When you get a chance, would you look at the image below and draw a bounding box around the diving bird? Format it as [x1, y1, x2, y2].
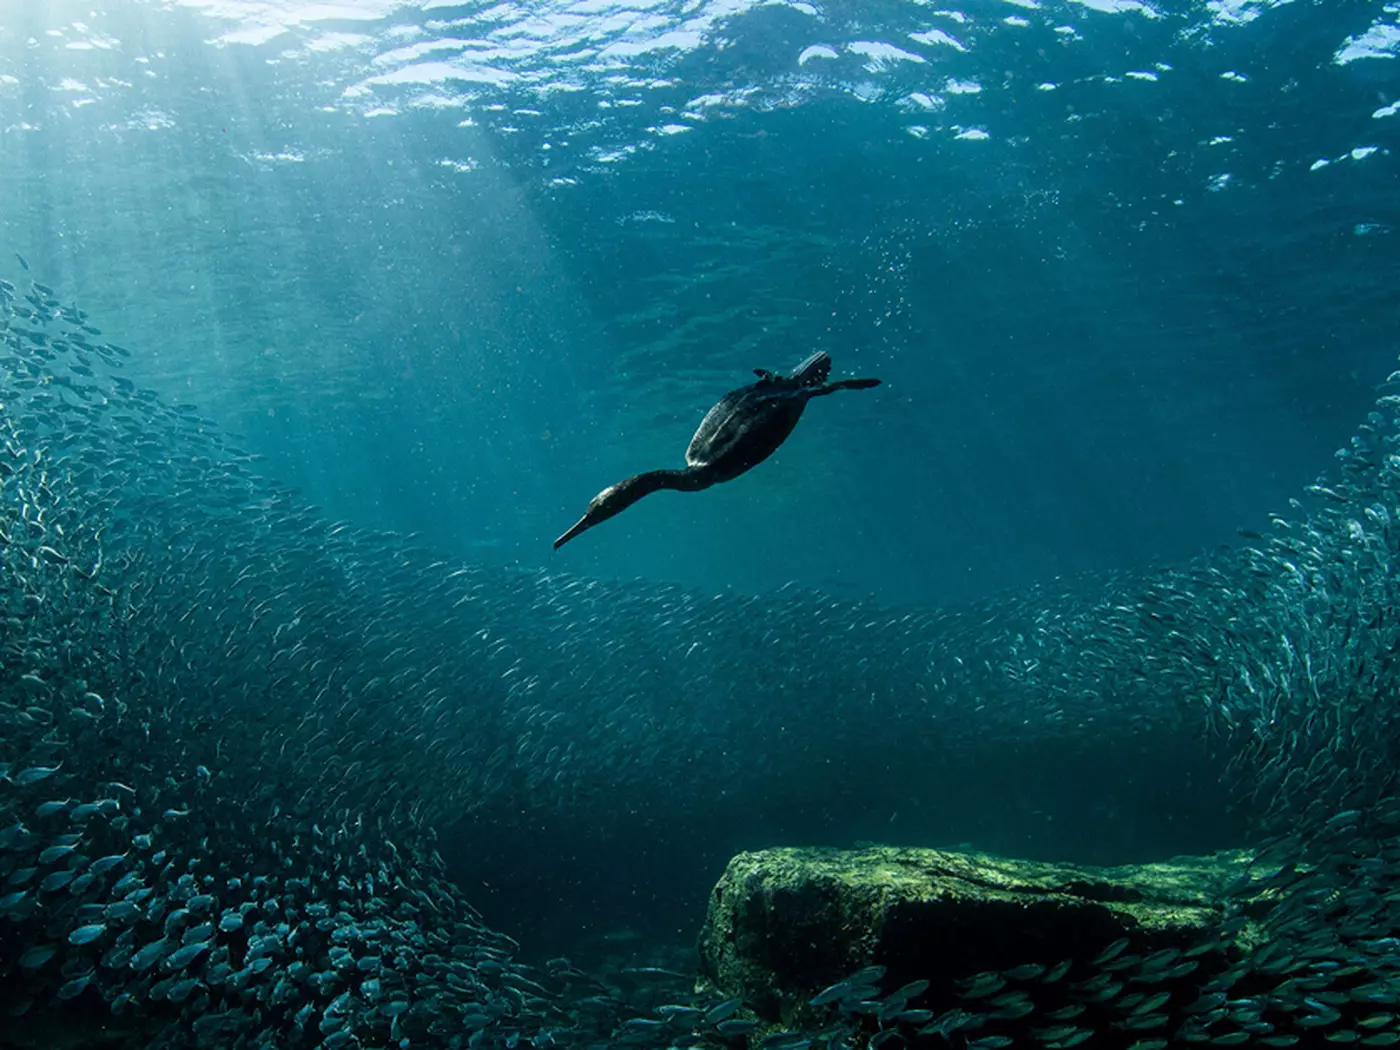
[554, 351, 880, 550]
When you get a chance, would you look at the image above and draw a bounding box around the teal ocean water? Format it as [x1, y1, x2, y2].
[3, 1, 1400, 1046]
[8, 0, 1397, 602]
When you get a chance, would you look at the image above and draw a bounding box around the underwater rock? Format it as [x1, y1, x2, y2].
[699, 844, 1254, 1018]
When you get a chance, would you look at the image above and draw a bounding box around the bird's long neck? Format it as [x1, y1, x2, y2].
[626, 466, 711, 499]
[554, 466, 713, 550]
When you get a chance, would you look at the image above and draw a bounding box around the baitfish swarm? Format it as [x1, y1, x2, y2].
[5, 260, 1400, 1050]
[0, 272, 741, 1048]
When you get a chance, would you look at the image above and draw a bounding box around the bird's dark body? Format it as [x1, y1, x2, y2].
[686, 381, 810, 483]
[553, 351, 879, 550]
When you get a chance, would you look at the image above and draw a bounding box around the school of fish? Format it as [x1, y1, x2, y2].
[4, 261, 1400, 1049]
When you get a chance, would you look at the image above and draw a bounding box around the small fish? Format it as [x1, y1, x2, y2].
[846, 965, 888, 986]
[812, 979, 858, 1007]
[163, 941, 210, 970]
[129, 937, 172, 972]
[1137, 948, 1181, 970]
[1187, 993, 1228, 1014]
[705, 999, 742, 1024]
[88, 854, 126, 876]
[1092, 937, 1131, 965]
[1149, 960, 1200, 981]
[1299, 1011, 1345, 1028]
[56, 973, 91, 1000]
[991, 1000, 1036, 1021]
[14, 763, 62, 786]
[889, 978, 930, 1001]
[1354, 987, 1400, 1006]
[716, 1019, 759, 1036]
[4, 996, 32, 1019]
[68, 923, 107, 945]
[15, 252, 28, 271]
[892, 1009, 934, 1024]
[959, 972, 1007, 998]
[39, 842, 78, 864]
[40, 869, 77, 892]
[656, 1003, 703, 1023]
[1005, 963, 1046, 981]
[167, 977, 201, 1002]
[1131, 991, 1171, 1015]
[846, 1000, 884, 1016]
[1080, 980, 1125, 1002]
[18, 945, 56, 969]
[760, 1032, 810, 1050]
[919, 1008, 978, 1037]
[1103, 953, 1143, 972]
[181, 922, 215, 945]
[1210, 1032, 1252, 1046]
[1215, 916, 1250, 937]
[1036, 1025, 1084, 1043]
[104, 900, 139, 922]
[1117, 1013, 1168, 1031]
[879, 999, 911, 1022]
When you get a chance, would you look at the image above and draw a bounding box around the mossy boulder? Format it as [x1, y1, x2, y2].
[698, 845, 1254, 1019]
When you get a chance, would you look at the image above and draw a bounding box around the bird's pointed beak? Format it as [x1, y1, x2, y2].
[553, 513, 594, 550]
[554, 477, 650, 550]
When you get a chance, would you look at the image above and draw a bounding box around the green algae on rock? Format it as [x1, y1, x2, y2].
[698, 845, 1256, 1019]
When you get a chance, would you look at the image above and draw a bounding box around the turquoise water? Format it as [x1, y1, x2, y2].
[5, 0, 1400, 1035]
[5, 0, 1396, 605]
